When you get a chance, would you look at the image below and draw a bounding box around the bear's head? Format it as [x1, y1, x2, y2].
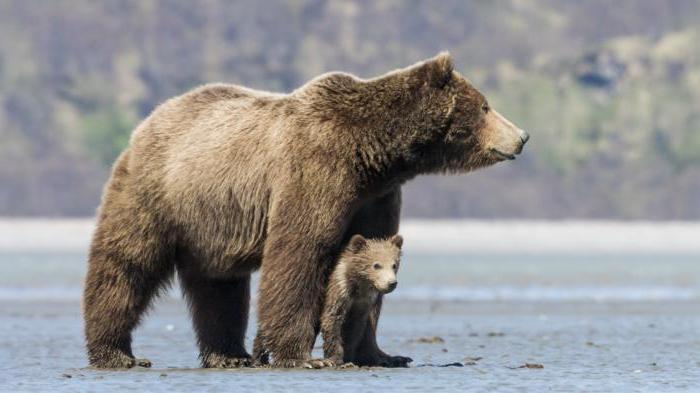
[342, 234, 403, 294]
[301, 52, 529, 177]
[389, 52, 530, 174]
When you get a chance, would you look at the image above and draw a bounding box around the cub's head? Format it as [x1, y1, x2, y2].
[343, 234, 403, 294]
[381, 52, 529, 173]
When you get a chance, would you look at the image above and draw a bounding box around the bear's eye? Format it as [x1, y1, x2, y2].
[391, 263, 397, 270]
[373, 263, 382, 270]
[481, 103, 489, 113]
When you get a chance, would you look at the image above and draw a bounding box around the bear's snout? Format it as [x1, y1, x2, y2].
[519, 129, 530, 145]
[378, 280, 397, 294]
[481, 109, 528, 161]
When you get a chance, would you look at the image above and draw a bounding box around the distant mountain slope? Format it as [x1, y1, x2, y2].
[0, 0, 699, 218]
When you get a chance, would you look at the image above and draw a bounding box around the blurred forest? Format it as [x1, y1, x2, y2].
[1, 0, 700, 219]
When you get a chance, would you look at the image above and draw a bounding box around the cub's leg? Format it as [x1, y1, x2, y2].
[252, 331, 269, 366]
[353, 296, 412, 367]
[179, 268, 252, 368]
[346, 188, 411, 367]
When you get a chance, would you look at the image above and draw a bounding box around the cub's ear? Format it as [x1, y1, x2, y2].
[390, 234, 403, 249]
[412, 51, 453, 89]
[347, 234, 367, 253]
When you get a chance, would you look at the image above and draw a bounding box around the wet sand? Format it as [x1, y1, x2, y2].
[2, 220, 699, 392]
[2, 298, 699, 393]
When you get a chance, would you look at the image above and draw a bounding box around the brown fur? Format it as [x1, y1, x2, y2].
[83, 52, 528, 368]
[320, 234, 408, 367]
[251, 234, 407, 367]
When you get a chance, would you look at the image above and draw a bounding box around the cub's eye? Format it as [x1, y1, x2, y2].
[373, 263, 382, 270]
[481, 103, 489, 113]
[391, 263, 397, 270]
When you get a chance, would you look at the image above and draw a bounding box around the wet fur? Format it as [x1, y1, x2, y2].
[83, 52, 513, 368]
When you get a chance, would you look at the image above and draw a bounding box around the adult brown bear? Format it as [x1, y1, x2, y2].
[83, 52, 528, 368]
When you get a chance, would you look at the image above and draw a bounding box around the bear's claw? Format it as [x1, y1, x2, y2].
[202, 353, 252, 368]
[89, 347, 152, 369]
[273, 358, 335, 369]
[136, 358, 152, 368]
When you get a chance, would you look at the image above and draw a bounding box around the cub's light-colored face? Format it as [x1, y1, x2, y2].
[346, 234, 403, 294]
[368, 256, 399, 294]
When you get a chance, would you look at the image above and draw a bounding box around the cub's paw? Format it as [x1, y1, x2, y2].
[382, 355, 413, 368]
[356, 354, 413, 368]
[338, 362, 358, 369]
[252, 357, 271, 368]
[202, 353, 252, 368]
[273, 358, 335, 369]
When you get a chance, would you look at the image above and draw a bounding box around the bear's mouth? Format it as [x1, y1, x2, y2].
[490, 148, 516, 161]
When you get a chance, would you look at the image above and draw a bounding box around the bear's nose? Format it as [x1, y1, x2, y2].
[519, 129, 530, 145]
[387, 281, 397, 292]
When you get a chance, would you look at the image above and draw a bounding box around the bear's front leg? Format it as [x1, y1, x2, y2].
[257, 235, 338, 368]
[256, 194, 349, 369]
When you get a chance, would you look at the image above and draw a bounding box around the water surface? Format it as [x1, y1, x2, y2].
[1, 244, 699, 392]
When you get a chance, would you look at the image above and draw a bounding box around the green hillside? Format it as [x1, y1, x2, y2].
[1, 0, 699, 218]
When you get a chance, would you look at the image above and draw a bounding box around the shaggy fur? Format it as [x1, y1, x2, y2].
[251, 234, 408, 368]
[320, 234, 409, 367]
[83, 52, 528, 368]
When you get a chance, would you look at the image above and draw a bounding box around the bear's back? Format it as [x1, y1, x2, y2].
[115, 83, 289, 264]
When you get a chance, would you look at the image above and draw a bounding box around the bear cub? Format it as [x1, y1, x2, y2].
[252, 234, 406, 367]
[320, 234, 406, 366]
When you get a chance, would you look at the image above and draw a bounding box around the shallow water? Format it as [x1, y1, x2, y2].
[1, 248, 700, 392]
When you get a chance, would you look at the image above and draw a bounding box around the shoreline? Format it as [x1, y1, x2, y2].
[5, 297, 700, 316]
[2, 218, 700, 254]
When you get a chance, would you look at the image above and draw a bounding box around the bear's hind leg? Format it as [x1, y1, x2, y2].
[84, 223, 173, 368]
[179, 271, 252, 368]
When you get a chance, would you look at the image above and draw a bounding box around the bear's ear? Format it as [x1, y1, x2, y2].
[347, 234, 367, 253]
[390, 234, 403, 249]
[412, 51, 454, 89]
